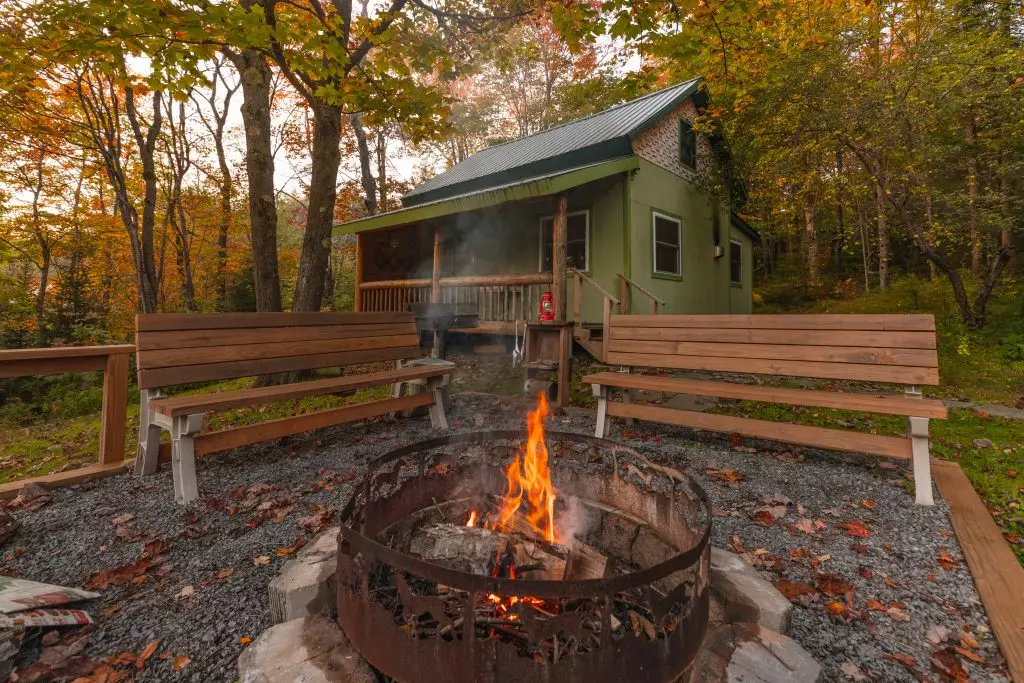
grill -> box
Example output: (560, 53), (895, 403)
(335, 430), (711, 683)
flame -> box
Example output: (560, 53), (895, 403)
(466, 510), (478, 527)
(492, 393), (558, 543)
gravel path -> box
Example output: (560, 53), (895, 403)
(1, 393), (1008, 682)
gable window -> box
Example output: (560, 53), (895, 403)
(679, 119), (697, 169)
(730, 239), (743, 284)
(540, 210), (589, 271)
(652, 212), (682, 276)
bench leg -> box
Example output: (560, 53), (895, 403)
(908, 416), (933, 506)
(135, 389), (163, 476)
(171, 414), (203, 504)
(593, 384), (609, 438)
(426, 376), (449, 430)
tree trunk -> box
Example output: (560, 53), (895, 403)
(227, 48), (282, 312)
(124, 86), (161, 313)
(875, 179), (888, 291)
(376, 127), (388, 211)
(833, 149), (845, 274)
(293, 103), (343, 312)
(803, 193), (818, 286)
(215, 135), (232, 310)
(966, 117), (982, 277)
(350, 113), (377, 215)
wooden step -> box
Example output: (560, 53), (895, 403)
(575, 338), (604, 362)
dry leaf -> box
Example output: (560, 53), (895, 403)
(883, 574), (901, 589)
(858, 566), (874, 581)
(826, 601), (852, 621)
(850, 543), (870, 555)
(135, 640), (159, 670)
(886, 605), (912, 622)
(792, 518), (826, 535)
(217, 568), (234, 579)
(817, 574), (853, 597)
(885, 652), (917, 669)
(111, 513), (135, 526)
(954, 646), (983, 663)
(239, 636), (253, 646)
(959, 632), (980, 650)
(171, 656), (191, 671)
(931, 647), (969, 679)
(839, 660), (867, 680)
(275, 539), (305, 556)
(253, 555), (271, 566)
(937, 548), (958, 570)
(926, 624), (952, 645)
(865, 599), (885, 611)
(841, 520), (871, 538)
(175, 585), (195, 599)
(774, 580), (818, 604)
(730, 535), (744, 553)
(859, 499), (876, 509)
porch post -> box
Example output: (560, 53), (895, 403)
(431, 225), (443, 356)
(552, 194), (568, 321)
(354, 233), (364, 312)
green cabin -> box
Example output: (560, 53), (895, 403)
(334, 78), (757, 358)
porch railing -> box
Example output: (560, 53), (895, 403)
(359, 274), (554, 324)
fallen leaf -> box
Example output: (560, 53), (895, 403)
(136, 640), (159, 670)
(171, 656), (191, 671)
(886, 605), (912, 622)
(959, 632), (980, 650)
(817, 574), (853, 597)
(937, 548), (958, 570)
(859, 499), (876, 509)
(239, 636), (253, 646)
(175, 585), (195, 599)
(954, 646), (983, 663)
(217, 568), (234, 580)
(792, 518), (826, 535)
(275, 538), (305, 557)
(858, 566), (874, 581)
(1006, 469), (1018, 479)
(141, 539), (169, 559)
(704, 467), (743, 488)
(926, 624), (952, 645)
(839, 660), (867, 680)
(628, 610), (657, 640)
(111, 513), (135, 526)
(159, 652), (172, 660)
(774, 580), (818, 604)
(789, 548), (812, 560)
(108, 652), (134, 667)
(865, 599), (885, 611)
(850, 543), (870, 555)
(730, 535), (744, 553)
(253, 555), (271, 566)
(841, 520), (871, 538)
(931, 647), (969, 679)
(826, 601), (852, 621)
(885, 652), (917, 669)
(883, 574), (901, 589)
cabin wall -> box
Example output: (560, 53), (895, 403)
(627, 158), (736, 314)
(729, 226), (754, 314)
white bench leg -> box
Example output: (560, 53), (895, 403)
(426, 376), (449, 430)
(908, 416), (933, 506)
(171, 414), (203, 504)
(135, 389), (162, 476)
(593, 384), (609, 438)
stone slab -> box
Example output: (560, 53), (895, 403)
(689, 622), (822, 683)
(238, 615), (376, 683)
(710, 548), (793, 635)
(269, 527), (339, 624)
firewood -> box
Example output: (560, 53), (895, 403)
(562, 541), (608, 581)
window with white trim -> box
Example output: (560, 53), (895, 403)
(540, 210), (589, 271)
(730, 239), (743, 284)
(652, 212), (682, 276)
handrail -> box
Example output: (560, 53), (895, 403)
(618, 274), (666, 305)
(571, 268), (619, 304)
(359, 273), (553, 290)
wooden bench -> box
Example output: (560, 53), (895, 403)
(584, 314), (947, 506)
(134, 312), (453, 503)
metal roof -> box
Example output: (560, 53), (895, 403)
(403, 78), (703, 207)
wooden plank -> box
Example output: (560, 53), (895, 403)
(582, 372), (948, 418)
(0, 461), (130, 500)
(604, 351), (940, 385)
(606, 401), (913, 459)
(138, 345), (420, 389)
(612, 314), (936, 332)
(137, 322), (416, 351)
(605, 339), (939, 368)
(0, 344), (135, 361)
(354, 233), (363, 312)
(609, 325), (936, 350)
(933, 461), (1024, 681)
(552, 194), (568, 322)
(136, 311), (411, 332)
(0, 355), (108, 378)
(139, 333), (420, 369)
(178, 393), (436, 458)
(151, 365), (452, 416)
(99, 353), (130, 464)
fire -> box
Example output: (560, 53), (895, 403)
(493, 393), (558, 543)
(465, 509), (478, 527)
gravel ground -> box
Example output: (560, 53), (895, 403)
(1, 392), (1009, 682)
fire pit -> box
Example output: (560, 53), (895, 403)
(336, 397), (712, 683)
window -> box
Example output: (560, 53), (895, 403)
(730, 239), (743, 284)
(679, 119), (697, 169)
(652, 212), (682, 276)
(540, 210), (589, 271)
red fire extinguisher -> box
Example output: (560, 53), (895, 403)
(539, 291), (555, 321)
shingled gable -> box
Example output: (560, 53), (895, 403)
(401, 77), (704, 207)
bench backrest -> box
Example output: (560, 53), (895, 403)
(605, 314), (939, 385)
(135, 312), (421, 390)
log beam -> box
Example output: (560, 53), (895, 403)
(552, 194), (568, 321)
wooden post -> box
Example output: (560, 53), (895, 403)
(354, 233), (364, 312)
(601, 296), (613, 363)
(618, 275), (630, 315)
(99, 352), (129, 464)
(431, 226), (443, 356)
(572, 271), (583, 332)
(552, 194), (568, 321)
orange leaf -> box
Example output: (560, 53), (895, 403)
(937, 548), (958, 570)
(239, 636), (253, 646)
(865, 599), (885, 611)
(841, 520), (871, 538)
(954, 646), (983, 663)
(959, 632), (980, 650)
(825, 601), (850, 618)
(858, 566), (873, 580)
(172, 656), (192, 671)
(135, 640), (159, 670)
(885, 652), (917, 668)
(217, 568), (234, 579)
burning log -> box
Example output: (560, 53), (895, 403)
(408, 523), (566, 580)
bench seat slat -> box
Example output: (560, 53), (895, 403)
(138, 345), (419, 389)
(606, 402), (913, 460)
(605, 340), (938, 368)
(612, 314), (936, 332)
(609, 326), (936, 350)
(605, 351), (939, 385)
(583, 372), (947, 418)
(139, 333), (420, 369)
(137, 322), (416, 351)
(151, 365), (452, 417)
